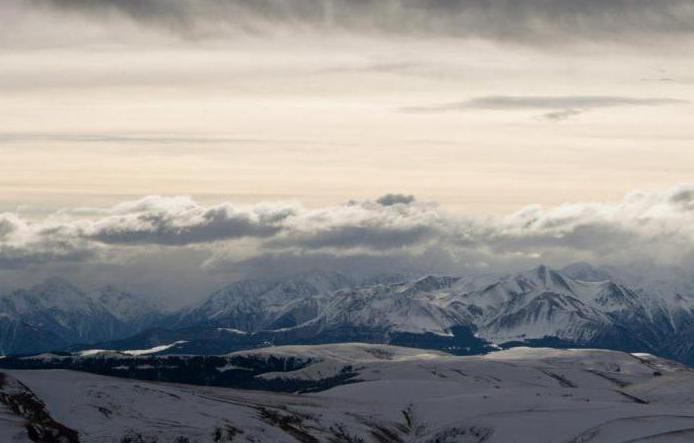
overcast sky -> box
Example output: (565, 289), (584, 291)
(2, 1), (694, 301)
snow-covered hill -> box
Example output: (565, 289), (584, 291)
(2, 344), (694, 442)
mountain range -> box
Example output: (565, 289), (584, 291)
(4, 264), (694, 365)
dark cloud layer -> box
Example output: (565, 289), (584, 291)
(33, 0), (694, 41)
(377, 193), (416, 206)
(88, 203), (292, 246)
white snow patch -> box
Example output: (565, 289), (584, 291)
(217, 328), (248, 335)
(79, 349), (109, 357)
(122, 341), (188, 356)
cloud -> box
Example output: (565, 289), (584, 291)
(0, 213), (95, 268)
(84, 196), (296, 246)
(4, 186), (694, 282)
(404, 95), (688, 112)
(470, 185), (694, 263)
(268, 198), (441, 251)
(28, 0), (694, 42)
(0, 245), (94, 269)
(0, 133), (283, 145)
(402, 95), (689, 121)
(0, 216), (18, 240)
(464, 96), (686, 110)
(541, 109), (584, 121)
(376, 193), (416, 206)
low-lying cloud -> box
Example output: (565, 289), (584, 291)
(85, 196), (295, 246)
(4, 186), (694, 278)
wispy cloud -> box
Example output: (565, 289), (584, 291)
(402, 95), (689, 120)
(0, 133), (307, 145)
(541, 109), (584, 121)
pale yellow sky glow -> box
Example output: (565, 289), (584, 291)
(4, 0), (694, 295)
(2, 1), (694, 217)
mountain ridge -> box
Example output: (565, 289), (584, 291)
(5, 264), (694, 365)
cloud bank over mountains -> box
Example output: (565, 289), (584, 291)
(4, 185), (694, 286)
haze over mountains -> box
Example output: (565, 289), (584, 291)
(4, 263), (694, 366)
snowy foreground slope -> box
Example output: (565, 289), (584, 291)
(3, 344), (694, 442)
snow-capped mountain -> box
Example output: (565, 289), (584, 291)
(81, 264), (694, 365)
(91, 284), (164, 332)
(560, 261), (614, 282)
(470, 265), (694, 358)
(0, 278), (162, 355)
(169, 270), (357, 331)
(0, 314), (66, 356)
(304, 275), (471, 336)
(6, 264), (694, 365)
(0, 278), (125, 348)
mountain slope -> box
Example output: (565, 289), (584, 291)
(4, 345), (694, 443)
(170, 270), (356, 331)
(0, 278), (162, 355)
(0, 278), (124, 346)
(91, 285), (164, 332)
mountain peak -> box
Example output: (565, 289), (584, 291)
(281, 269), (355, 291)
(524, 264), (554, 282)
(410, 275), (460, 292)
(518, 265), (573, 292)
(93, 285), (163, 326)
(32, 277), (84, 297)
(535, 264), (552, 279)
(561, 262), (611, 282)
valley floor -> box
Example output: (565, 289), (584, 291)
(3, 345), (694, 442)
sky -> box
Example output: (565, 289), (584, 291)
(2, 1), (694, 302)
